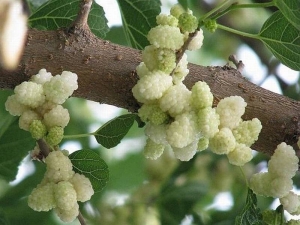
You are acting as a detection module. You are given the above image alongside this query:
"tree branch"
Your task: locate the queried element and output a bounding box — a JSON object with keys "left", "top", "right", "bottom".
{"left": 0, "top": 28, "right": 299, "bottom": 156}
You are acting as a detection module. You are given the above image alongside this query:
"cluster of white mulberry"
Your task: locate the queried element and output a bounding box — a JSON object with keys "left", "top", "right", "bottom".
{"left": 132, "top": 5, "right": 262, "bottom": 166}
{"left": 5, "top": 68, "right": 78, "bottom": 146}
{"left": 250, "top": 142, "right": 300, "bottom": 216}
{"left": 28, "top": 150, "right": 94, "bottom": 222}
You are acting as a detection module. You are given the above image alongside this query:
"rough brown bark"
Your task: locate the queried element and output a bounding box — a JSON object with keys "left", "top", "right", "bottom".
{"left": 0, "top": 27, "right": 299, "bottom": 156}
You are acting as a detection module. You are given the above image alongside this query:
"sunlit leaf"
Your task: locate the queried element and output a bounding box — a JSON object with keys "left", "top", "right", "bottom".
{"left": 69, "top": 149, "right": 109, "bottom": 192}
{"left": 274, "top": 0, "right": 300, "bottom": 30}
{"left": 0, "top": 117, "right": 35, "bottom": 181}
{"left": 116, "top": 0, "right": 161, "bottom": 49}
{"left": 258, "top": 11, "right": 300, "bottom": 71}
{"left": 235, "top": 189, "right": 265, "bottom": 225}
{"left": 28, "top": 0, "right": 109, "bottom": 38}
{"left": 94, "top": 114, "right": 141, "bottom": 149}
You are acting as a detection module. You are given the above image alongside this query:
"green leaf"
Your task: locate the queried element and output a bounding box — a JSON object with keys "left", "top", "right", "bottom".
{"left": 274, "top": 0, "right": 300, "bottom": 30}
{"left": 235, "top": 188, "right": 265, "bottom": 225}
{"left": 158, "top": 182, "right": 207, "bottom": 225}
{"left": 28, "top": 0, "right": 109, "bottom": 38}
{"left": 69, "top": 149, "right": 109, "bottom": 192}
{"left": 0, "top": 117, "right": 35, "bottom": 182}
{"left": 262, "top": 205, "right": 285, "bottom": 225}
{"left": 258, "top": 11, "right": 300, "bottom": 71}
{"left": 94, "top": 114, "right": 141, "bottom": 149}
{"left": 117, "top": 0, "right": 161, "bottom": 49}
{"left": 178, "top": 0, "right": 189, "bottom": 10}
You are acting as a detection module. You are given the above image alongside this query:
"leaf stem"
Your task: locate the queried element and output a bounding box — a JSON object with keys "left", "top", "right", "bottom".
{"left": 217, "top": 24, "right": 259, "bottom": 40}
{"left": 211, "top": 2, "right": 275, "bottom": 20}
{"left": 63, "top": 133, "right": 95, "bottom": 139}
{"left": 69, "top": 0, "right": 93, "bottom": 31}
{"left": 199, "top": 0, "right": 235, "bottom": 22}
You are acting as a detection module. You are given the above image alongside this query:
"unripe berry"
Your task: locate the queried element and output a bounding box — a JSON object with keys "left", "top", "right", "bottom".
{"left": 178, "top": 12, "right": 198, "bottom": 33}
{"left": 45, "top": 126, "right": 64, "bottom": 146}
{"left": 170, "top": 4, "right": 185, "bottom": 19}
{"left": 29, "top": 119, "right": 47, "bottom": 139}
{"left": 144, "top": 138, "right": 165, "bottom": 160}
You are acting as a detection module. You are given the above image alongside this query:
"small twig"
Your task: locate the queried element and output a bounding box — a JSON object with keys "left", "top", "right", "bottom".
{"left": 228, "top": 54, "right": 244, "bottom": 72}
{"left": 170, "top": 31, "right": 198, "bottom": 76}
{"left": 70, "top": 0, "right": 93, "bottom": 31}
{"left": 37, "top": 139, "right": 51, "bottom": 158}
{"left": 78, "top": 211, "right": 87, "bottom": 225}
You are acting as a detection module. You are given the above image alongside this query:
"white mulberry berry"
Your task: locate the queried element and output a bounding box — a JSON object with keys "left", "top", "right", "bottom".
{"left": 54, "top": 181, "right": 77, "bottom": 211}
{"left": 144, "top": 138, "right": 165, "bottom": 160}
{"left": 209, "top": 128, "right": 236, "bottom": 155}
{"left": 70, "top": 173, "right": 94, "bottom": 202}
{"left": 147, "top": 25, "right": 184, "bottom": 50}
{"left": 44, "top": 151, "right": 74, "bottom": 183}
{"left": 166, "top": 112, "right": 198, "bottom": 148}
{"left": 14, "top": 81, "right": 45, "bottom": 108}
{"left": 132, "top": 71, "right": 172, "bottom": 103}
{"left": 159, "top": 83, "right": 192, "bottom": 117}
{"left": 43, "top": 105, "right": 70, "bottom": 128}
{"left": 216, "top": 96, "right": 247, "bottom": 129}
{"left": 227, "top": 143, "right": 253, "bottom": 166}
{"left": 172, "top": 139, "right": 198, "bottom": 161}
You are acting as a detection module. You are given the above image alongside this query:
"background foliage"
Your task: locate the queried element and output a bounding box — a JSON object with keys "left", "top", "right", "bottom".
{"left": 0, "top": 0, "right": 299, "bottom": 224}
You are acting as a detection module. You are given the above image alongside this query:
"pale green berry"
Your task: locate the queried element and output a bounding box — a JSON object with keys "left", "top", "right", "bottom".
{"left": 54, "top": 181, "right": 77, "bottom": 211}
{"left": 188, "top": 29, "right": 204, "bottom": 50}
{"left": 144, "top": 138, "right": 165, "bottom": 160}
{"left": 147, "top": 25, "right": 184, "bottom": 50}
{"left": 19, "top": 110, "right": 41, "bottom": 131}
{"left": 156, "top": 14, "right": 178, "bottom": 27}
{"left": 138, "top": 103, "right": 169, "bottom": 125}
{"left": 197, "top": 107, "right": 220, "bottom": 138}
{"left": 172, "top": 53, "right": 189, "bottom": 84}
{"left": 44, "top": 150, "right": 74, "bottom": 183}
{"left": 191, "top": 81, "right": 214, "bottom": 110}
{"left": 145, "top": 123, "right": 168, "bottom": 145}
{"left": 14, "top": 81, "right": 45, "bottom": 108}
{"left": 216, "top": 96, "right": 247, "bottom": 129}
{"left": 5, "top": 94, "right": 29, "bottom": 116}
{"left": 54, "top": 202, "right": 79, "bottom": 223}
{"left": 172, "top": 139, "right": 198, "bottom": 161}
{"left": 209, "top": 128, "right": 236, "bottom": 155}
{"left": 280, "top": 191, "right": 300, "bottom": 214}
{"left": 28, "top": 182, "right": 56, "bottom": 212}
{"left": 132, "top": 71, "right": 173, "bottom": 103}
{"left": 232, "top": 118, "right": 262, "bottom": 146}
{"left": 45, "top": 126, "right": 64, "bottom": 146}
{"left": 70, "top": 173, "right": 94, "bottom": 202}
{"left": 166, "top": 112, "right": 198, "bottom": 148}
{"left": 142, "top": 46, "right": 176, "bottom": 73}
{"left": 170, "top": 4, "right": 185, "bottom": 19}
{"left": 227, "top": 143, "right": 253, "bottom": 166}
{"left": 204, "top": 19, "right": 217, "bottom": 33}
{"left": 268, "top": 142, "right": 298, "bottom": 179}
{"left": 43, "top": 71, "right": 78, "bottom": 104}
{"left": 197, "top": 137, "right": 209, "bottom": 151}
{"left": 30, "top": 68, "right": 52, "bottom": 84}
{"left": 159, "top": 83, "right": 192, "bottom": 117}
{"left": 178, "top": 12, "right": 198, "bottom": 33}
{"left": 29, "top": 119, "right": 47, "bottom": 139}
{"left": 43, "top": 105, "right": 70, "bottom": 128}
